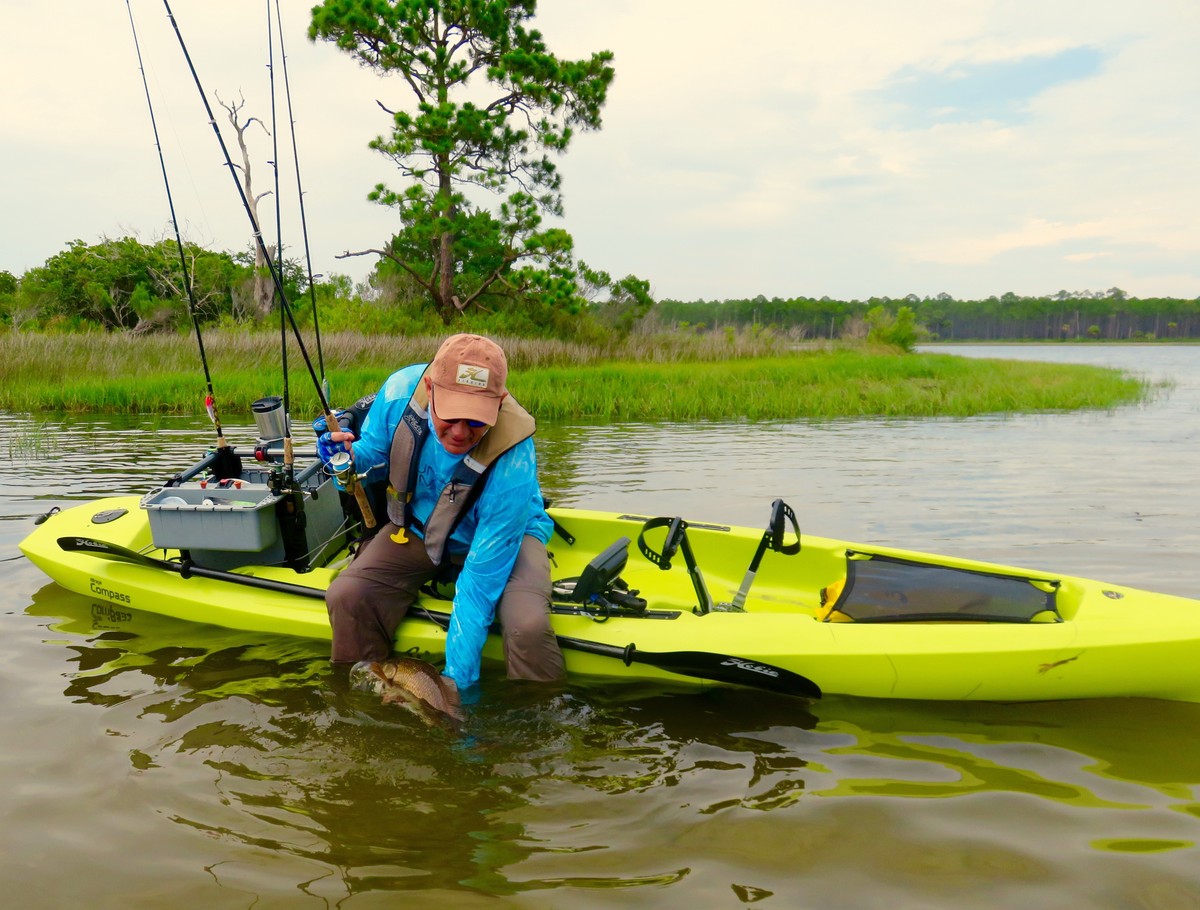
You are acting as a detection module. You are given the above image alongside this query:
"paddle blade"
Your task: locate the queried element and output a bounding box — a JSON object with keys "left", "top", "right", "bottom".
{"left": 557, "top": 636, "right": 821, "bottom": 700}
{"left": 57, "top": 535, "right": 160, "bottom": 568}
{"left": 641, "top": 648, "right": 822, "bottom": 699}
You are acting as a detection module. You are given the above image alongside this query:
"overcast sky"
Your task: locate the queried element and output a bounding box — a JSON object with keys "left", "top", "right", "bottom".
{"left": 3, "top": 1, "right": 1197, "bottom": 302}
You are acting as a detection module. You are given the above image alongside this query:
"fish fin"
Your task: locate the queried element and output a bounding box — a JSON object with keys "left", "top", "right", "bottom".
{"left": 437, "top": 675, "right": 464, "bottom": 721}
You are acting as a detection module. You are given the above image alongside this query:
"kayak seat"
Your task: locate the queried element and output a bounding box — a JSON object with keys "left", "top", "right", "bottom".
{"left": 817, "top": 551, "right": 1062, "bottom": 623}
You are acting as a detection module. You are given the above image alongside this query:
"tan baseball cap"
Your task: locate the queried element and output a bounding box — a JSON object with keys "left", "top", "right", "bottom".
{"left": 428, "top": 333, "right": 508, "bottom": 426}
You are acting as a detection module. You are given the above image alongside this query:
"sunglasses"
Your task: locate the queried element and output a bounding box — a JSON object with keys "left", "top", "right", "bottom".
{"left": 430, "top": 388, "right": 488, "bottom": 428}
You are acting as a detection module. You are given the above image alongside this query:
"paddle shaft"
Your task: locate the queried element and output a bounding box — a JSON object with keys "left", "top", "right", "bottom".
{"left": 58, "top": 535, "right": 330, "bottom": 598}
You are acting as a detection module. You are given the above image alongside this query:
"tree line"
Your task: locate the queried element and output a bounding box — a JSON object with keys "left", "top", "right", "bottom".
{"left": 4, "top": 246, "right": 1196, "bottom": 344}
{"left": 0, "top": 237, "right": 645, "bottom": 342}
{"left": 0, "top": 238, "right": 307, "bottom": 335}
{"left": 655, "top": 291, "right": 1200, "bottom": 341}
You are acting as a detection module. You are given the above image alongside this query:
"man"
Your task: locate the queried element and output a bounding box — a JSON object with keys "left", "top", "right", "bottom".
{"left": 319, "top": 333, "right": 566, "bottom": 694}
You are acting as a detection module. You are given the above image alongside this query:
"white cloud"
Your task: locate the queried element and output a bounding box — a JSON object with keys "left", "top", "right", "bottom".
{"left": 904, "top": 217, "right": 1129, "bottom": 264}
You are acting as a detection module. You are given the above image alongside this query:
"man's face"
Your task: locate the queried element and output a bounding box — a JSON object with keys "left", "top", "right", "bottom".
{"left": 427, "top": 379, "right": 491, "bottom": 455}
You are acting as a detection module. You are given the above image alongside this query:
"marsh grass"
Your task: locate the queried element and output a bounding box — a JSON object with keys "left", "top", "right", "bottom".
{"left": 517, "top": 350, "right": 1147, "bottom": 420}
{"left": 5, "top": 418, "right": 56, "bottom": 460}
{"left": 0, "top": 331, "right": 1147, "bottom": 420}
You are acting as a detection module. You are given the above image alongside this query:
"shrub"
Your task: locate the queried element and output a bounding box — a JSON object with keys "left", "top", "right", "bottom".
{"left": 865, "top": 305, "right": 927, "bottom": 353}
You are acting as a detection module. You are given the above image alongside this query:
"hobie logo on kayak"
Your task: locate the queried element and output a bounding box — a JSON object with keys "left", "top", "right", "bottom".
{"left": 721, "top": 657, "right": 780, "bottom": 678}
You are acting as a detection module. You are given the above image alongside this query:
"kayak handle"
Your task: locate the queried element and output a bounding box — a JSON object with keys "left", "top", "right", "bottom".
{"left": 637, "top": 516, "right": 715, "bottom": 615}
{"left": 637, "top": 516, "right": 685, "bottom": 569}
{"left": 768, "top": 499, "right": 801, "bottom": 556}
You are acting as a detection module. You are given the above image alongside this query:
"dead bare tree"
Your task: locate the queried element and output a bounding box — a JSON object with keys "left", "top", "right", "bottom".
{"left": 148, "top": 242, "right": 224, "bottom": 323}
{"left": 216, "top": 91, "right": 275, "bottom": 320}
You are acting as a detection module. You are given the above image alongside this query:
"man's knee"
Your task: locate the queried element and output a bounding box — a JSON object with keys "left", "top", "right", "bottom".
{"left": 505, "top": 536, "right": 551, "bottom": 595}
{"left": 327, "top": 570, "right": 371, "bottom": 618}
{"left": 326, "top": 565, "right": 414, "bottom": 664}
{"left": 502, "top": 601, "right": 554, "bottom": 638}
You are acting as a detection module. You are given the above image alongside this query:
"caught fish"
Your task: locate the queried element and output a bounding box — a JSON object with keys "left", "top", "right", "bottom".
{"left": 350, "top": 657, "right": 464, "bottom": 727}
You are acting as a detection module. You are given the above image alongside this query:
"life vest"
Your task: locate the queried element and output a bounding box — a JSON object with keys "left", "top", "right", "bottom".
{"left": 385, "top": 369, "right": 535, "bottom": 565}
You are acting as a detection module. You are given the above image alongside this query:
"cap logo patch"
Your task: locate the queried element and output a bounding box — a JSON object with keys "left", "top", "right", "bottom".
{"left": 455, "top": 364, "right": 490, "bottom": 388}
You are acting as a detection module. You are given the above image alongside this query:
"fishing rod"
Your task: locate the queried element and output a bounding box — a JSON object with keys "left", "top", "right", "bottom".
{"left": 273, "top": 0, "right": 328, "bottom": 402}
{"left": 260, "top": 0, "right": 309, "bottom": 567}
{"left": 124, "top": 0, "right": 241, "bottom": 481}
{"left": 264, "top": 0, "right": 294, "bottom": 485}
{"left": 159, "top": 0, "right": 375, "bottom": 527}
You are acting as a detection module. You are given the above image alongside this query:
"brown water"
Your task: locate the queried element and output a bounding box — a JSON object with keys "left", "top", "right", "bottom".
{"left": 3, "top": 345, "right": 1199, "bottom": 908}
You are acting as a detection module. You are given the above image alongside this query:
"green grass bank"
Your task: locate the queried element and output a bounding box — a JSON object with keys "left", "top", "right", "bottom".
{"left": 0, "top": 331, "right": 1148, "bottom": 421}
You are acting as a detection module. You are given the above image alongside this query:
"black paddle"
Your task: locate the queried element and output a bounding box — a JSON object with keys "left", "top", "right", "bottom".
{"left": 57, "top": 535, "right": 329, "bottom": 597}
{"left": 556, "top": 636, "right": 822, "bottom": 699}
{"left": 57, "top": 535, "right": 822, "bottom": 700}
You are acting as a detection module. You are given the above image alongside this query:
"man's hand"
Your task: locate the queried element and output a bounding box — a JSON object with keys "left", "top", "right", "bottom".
{"left": 312, "top": 411, "right": 355, "bottom": 465}
{"left": 317, "top": 429, "right": 355, "bottom": 465}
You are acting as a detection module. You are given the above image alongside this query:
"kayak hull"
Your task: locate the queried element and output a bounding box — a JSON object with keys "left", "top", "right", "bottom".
{"left": 20, "top": 494, "right": 1200, "bottom": 703}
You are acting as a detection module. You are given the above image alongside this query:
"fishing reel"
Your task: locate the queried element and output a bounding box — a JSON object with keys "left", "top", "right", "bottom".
{"left": 326, "top": 451, "right": 357, "bottom": 485}
{"left": 325, "top": 451, "right": 379, "bottom": 531}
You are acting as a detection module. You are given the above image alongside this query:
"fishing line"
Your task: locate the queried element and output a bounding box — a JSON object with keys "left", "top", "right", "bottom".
{"left": 124, "top": 0, "right": 237, "bottom": 469}
{"left": 141, "top": 53, "right": 215, "bottom": 252}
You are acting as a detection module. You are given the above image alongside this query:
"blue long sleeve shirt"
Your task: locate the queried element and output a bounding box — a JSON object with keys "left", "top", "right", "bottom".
{"left": 351, "top": 364, "right": 552, "bottom": 689}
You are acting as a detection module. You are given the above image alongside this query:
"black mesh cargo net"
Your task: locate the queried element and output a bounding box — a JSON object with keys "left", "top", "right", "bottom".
{"left": 821, "top": 551, "right": 1061, "bottom": 623}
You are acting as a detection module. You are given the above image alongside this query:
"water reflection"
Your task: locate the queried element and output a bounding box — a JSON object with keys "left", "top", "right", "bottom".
{"left": 30, "top": 584, "right": 821, "bottom": 899}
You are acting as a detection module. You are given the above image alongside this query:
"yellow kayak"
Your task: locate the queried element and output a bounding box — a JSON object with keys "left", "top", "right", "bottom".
{"left": 19, "top": 469, "right": 1200, "bottom": 703}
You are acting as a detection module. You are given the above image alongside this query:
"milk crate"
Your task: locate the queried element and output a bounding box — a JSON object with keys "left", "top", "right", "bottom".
{"left": 140, "top": 460, "right": 347, "bottom": 569}
{"left": 142, "top": 484, "right": 282, "bottom": 552}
